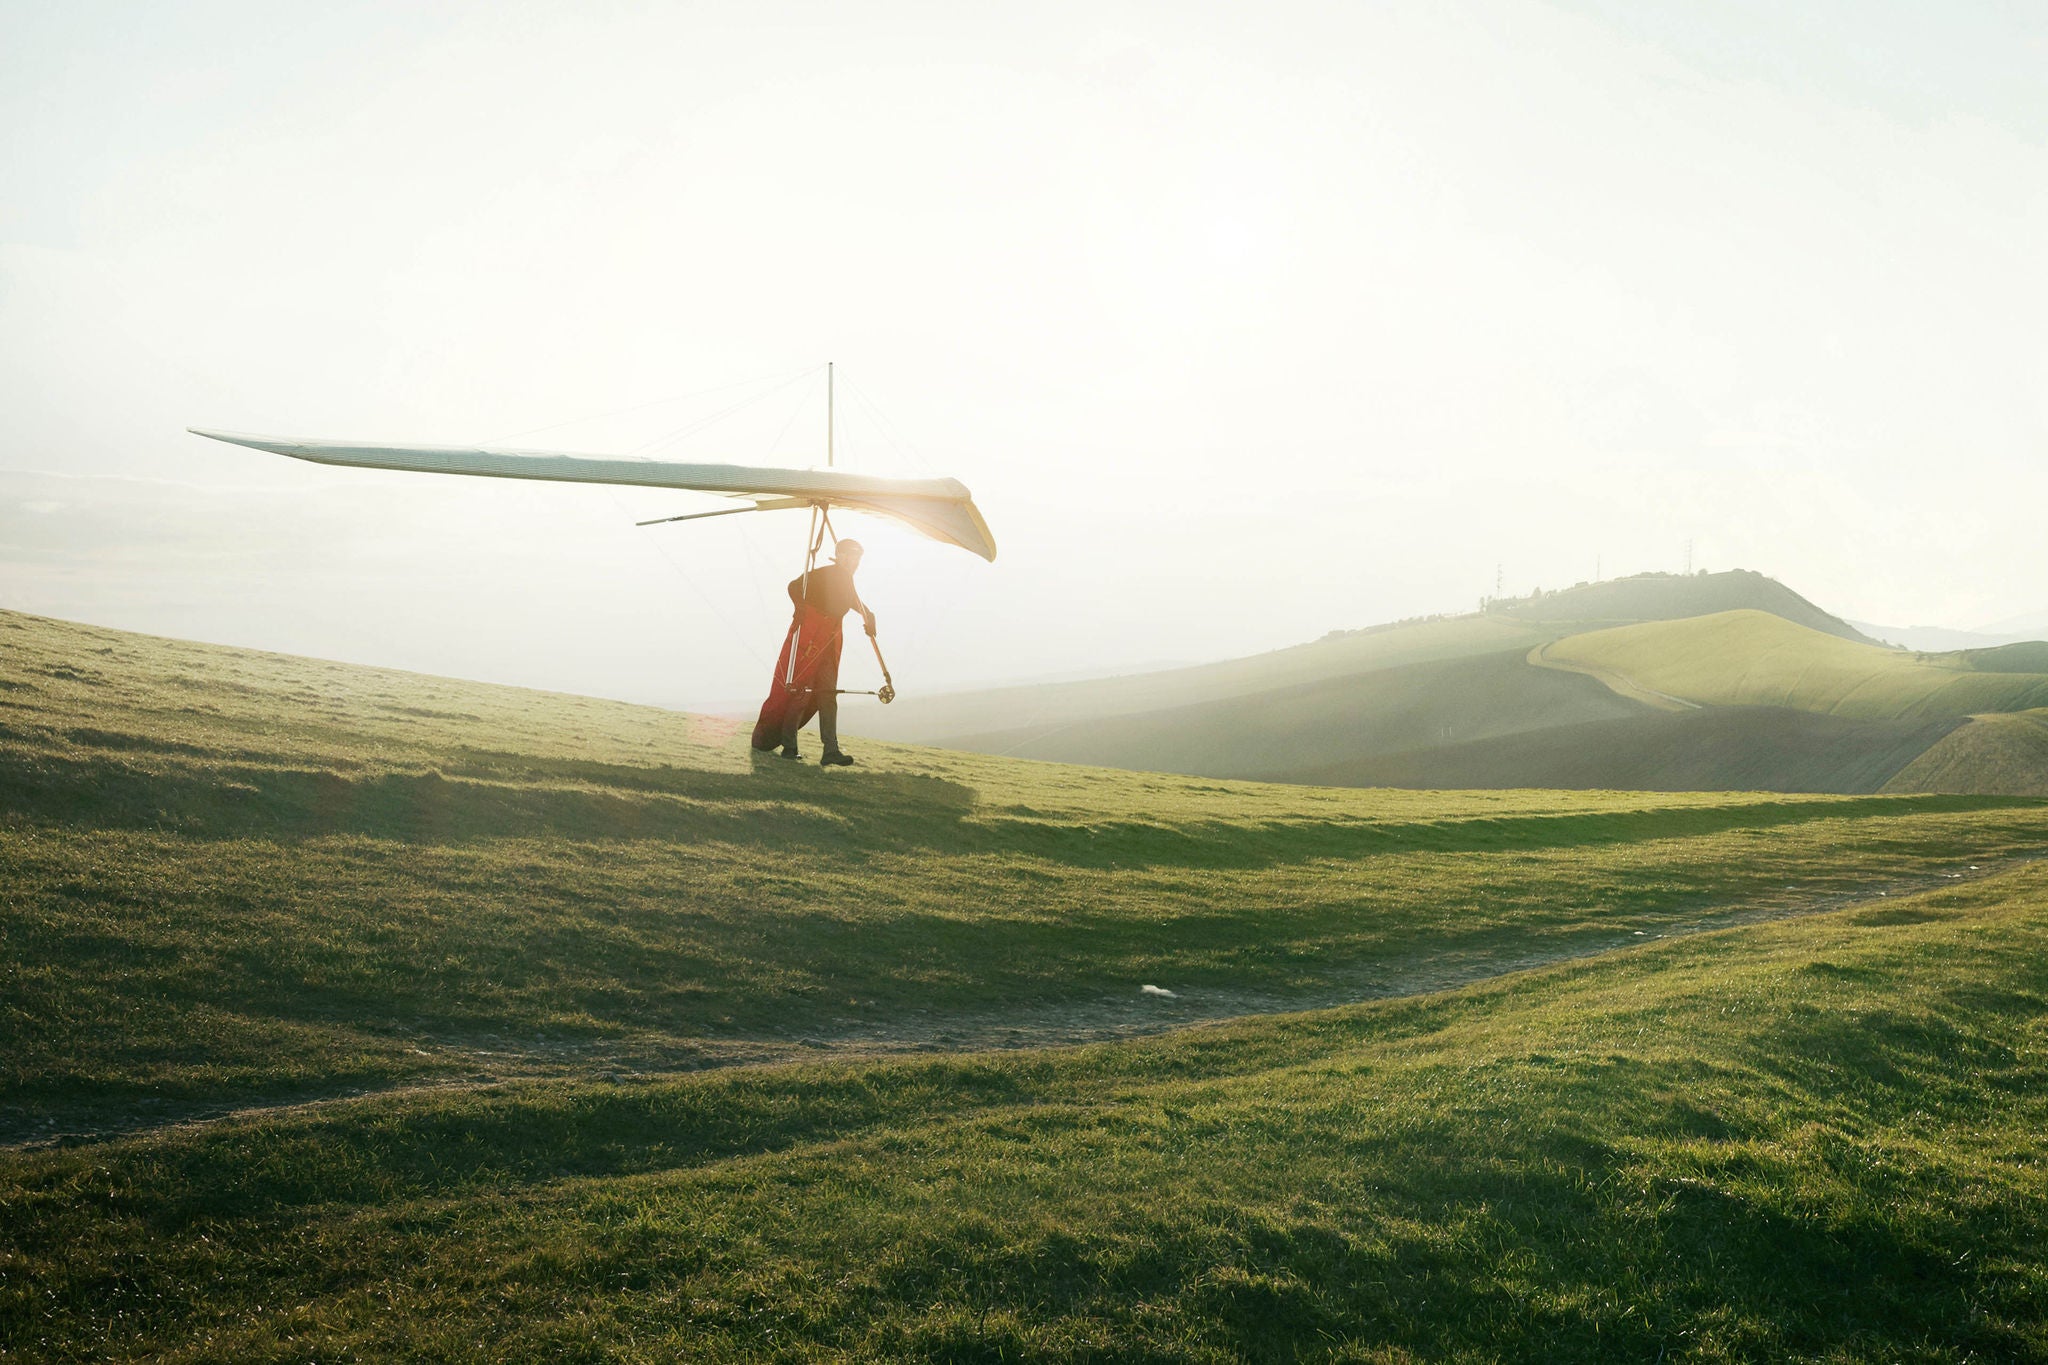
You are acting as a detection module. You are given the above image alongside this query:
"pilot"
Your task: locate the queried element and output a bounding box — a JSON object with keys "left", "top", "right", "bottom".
{"left": 750, "top": 539, "right": 875, "bottom": 765}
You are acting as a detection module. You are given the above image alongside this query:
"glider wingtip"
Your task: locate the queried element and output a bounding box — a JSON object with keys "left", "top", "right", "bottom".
{"left": 188, "top": 428, "right": 297, "bottom": 457}
{"left": 188, "top": 427, "right": 256, "bottom": 447}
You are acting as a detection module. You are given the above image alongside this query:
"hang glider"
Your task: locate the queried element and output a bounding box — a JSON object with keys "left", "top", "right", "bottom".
{"left": 186, "top": 427, "right": 998, "bottom": 561}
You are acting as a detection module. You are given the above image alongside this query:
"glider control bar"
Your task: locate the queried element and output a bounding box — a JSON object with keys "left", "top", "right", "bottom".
{"left": 783, "top": 631, "right": 897, "bottom": 704}
{"left": 635, "top": 497, "right": 809, "bottom": 528}
{"left": 838, "top": 632, "right": 896, "bottom": 703}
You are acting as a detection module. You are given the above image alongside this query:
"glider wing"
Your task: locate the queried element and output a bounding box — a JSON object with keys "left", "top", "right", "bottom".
{"left": 188, "top": 428, "right": 997, "bottom": 561}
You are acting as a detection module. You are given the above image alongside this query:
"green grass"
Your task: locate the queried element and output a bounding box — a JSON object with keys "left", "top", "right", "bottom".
{"left": 1314, "top": 704, "right": 1960, "bottom": 795}
{"left": 1953, "top": 642, "right": 2048, "bottom": 674}
{"left": 8, "top": 608, "right": 2046, "bottom": 1141}
{"left": 1540, "top": 610, "right": 2048, "bottom": 721}
{"left": 7, "top": 607, "right": 2048, "bottom": 1360}
{"left": 1888, "top": 708, "right": 2048, "bottom": 796}
{"left": 7, "top": 862, "right": 2048, "bottom": 1360}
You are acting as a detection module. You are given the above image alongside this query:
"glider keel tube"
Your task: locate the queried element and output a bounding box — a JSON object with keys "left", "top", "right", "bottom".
{"left": 188, "top": 427, "right": 997, "bottom": 561}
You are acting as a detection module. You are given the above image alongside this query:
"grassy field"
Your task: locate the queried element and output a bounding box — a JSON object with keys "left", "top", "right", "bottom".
{"left": 8, "top": 607, "right": 2046, "bottom": 1141}
{"left": 1540, "top": 611, "right": 2048, "bottom": 721}
{"left": 7, "top": 607, "right": 2048, "bottom": 1359}
{"left": 9, "top": 859, "right": 2048, "bottom": 1360}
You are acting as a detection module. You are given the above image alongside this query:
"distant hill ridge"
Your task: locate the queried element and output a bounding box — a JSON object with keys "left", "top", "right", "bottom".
{"left": 1486, "top": 568, "right": 1879, "bottom": 644}
{"left": 1851, "top": 620, "right": 2048, "bottom": 653}
{"left": 857, "top": 568, "right": 1873, "bottom": 748}
{"left": 852, "top": 570, "right": 2048, "bottom": 796}
{"left": 1541, "top": 611, "right": 2048, "bottom": 721}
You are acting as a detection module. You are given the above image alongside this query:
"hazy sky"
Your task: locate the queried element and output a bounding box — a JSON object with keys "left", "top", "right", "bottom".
{"left": 4, "top": 0, "right": 2044, "bottom": 708}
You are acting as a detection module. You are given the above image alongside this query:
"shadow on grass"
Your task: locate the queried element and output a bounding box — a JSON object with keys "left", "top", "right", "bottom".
{"left": 8, "top": 1060, "right": 1047, "bottom": 1233}
{"left": 873, "top": 1182, "right": 1999, "bottom": 1361}
{"left": 0, "top": 743, "right": 977, "bottom": 852}
{"left": 3, "top": 740, "right": 2038, "bottom": 869}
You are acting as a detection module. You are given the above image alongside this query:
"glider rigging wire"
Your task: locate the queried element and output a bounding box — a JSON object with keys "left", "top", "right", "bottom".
{"left": 631, "top": 366, "right": 824, "bottom": 458}
{"left": 486, "top": 365, "right": 816, "bottom": 445}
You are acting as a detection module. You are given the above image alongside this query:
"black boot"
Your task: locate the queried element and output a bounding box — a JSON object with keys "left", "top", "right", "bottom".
{"left": 820, "top": 750, "right": 855, "bottom": 766}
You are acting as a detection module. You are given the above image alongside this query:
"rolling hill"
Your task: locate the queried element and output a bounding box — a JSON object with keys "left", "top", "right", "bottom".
{"left": 1888, "top": 707, "right": 2048, "bottom": 797}
{"left": 1538, "top": 609, "right": 2048, "bottom": 721}
{"left": 856, "top": 569, "right": 1864, "bottom": 749}
{"left": 936, "top": 648, "right": 1651, "bottom": 779}
{"left": 857, "top": 611, "right": 1552, "bottom": 743}
{"left": 1495, "top": 566, "right": 1880, "bottom": 642}
{"left": 26, "top": 602, "right": 2024, "bottom": 1136}
{"left": 1304, "top": 705, "right": 1964, "bottom": 794}
{"left": 6, "top": 607, "right": 2048, "bottom": 1359}
{"left": 1851, "top": 619, "right": 2048, "bottom": 652}
{"left": 855, "top": 572, "right": 2048, "bottom": 796}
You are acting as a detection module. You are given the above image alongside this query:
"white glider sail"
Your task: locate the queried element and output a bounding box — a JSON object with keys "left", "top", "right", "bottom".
{"left": 187, "top": 427, "right": 998, "bottom": 561}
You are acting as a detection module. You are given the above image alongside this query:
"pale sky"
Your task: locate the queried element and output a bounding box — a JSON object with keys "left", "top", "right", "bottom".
{"left": 4, "top": 0, "right": 2044, "bottom": 709}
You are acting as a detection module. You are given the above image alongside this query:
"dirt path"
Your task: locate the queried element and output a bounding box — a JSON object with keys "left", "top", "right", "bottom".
{"left": 11, "top": 854, "right": 2041, "bottom": 1152}
{"left": 763, "top": 852, "right": 2043, "bottom": 1059}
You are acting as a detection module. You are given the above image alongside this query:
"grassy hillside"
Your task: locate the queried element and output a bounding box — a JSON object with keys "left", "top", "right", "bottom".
{"left": 11, "top": 607, "right": 2044, "bottom": 1143}
{"left": 1541, "top": 610, "right": 2048, "bottom": 721}
{"left": 860, "top": 569, "right": 1868, "bottom": 750}
{"left": 1887, "top": 708, "right": 2048, "bottom": 797}
{"left": 855, "top": 612, "right": 1549, "bottom": 743}
{"left": 9, "top": 857, "right": 2048, "bottom": 1359}
{"left": 8, "top": 609, "right": 2048, "bottom": 1358}
{"left": 856, "top": 572, "right": 1989, "bottom": 795}
{"left": 1308, "top": 706, "right": 1961, "bottom": 794}
{"left": 946, "top": 651, "right": 1980, "bottom": 795}
{"left": 934, "top": 648, "right": 1649, "bottom": 777}
{"left": 1954, "top": 641, "right": 2048, "bottom": 674}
